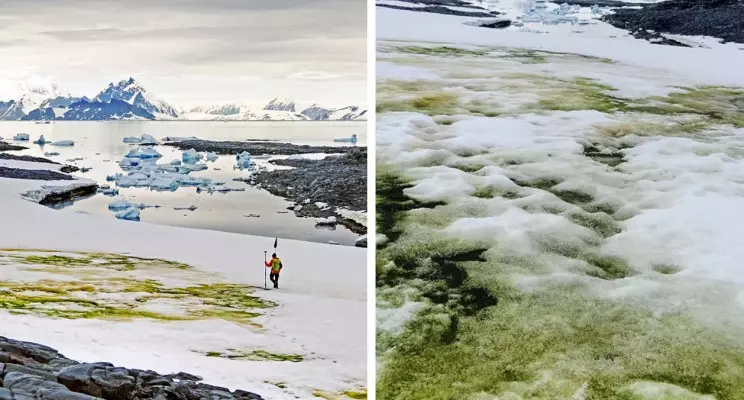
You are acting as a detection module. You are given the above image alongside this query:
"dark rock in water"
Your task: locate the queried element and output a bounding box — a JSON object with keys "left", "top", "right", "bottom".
{"left": 37, "top": 184, "right": 99, "bottom": 206}
{"left": 164, "top": 139, "right": 363, "bottom": 156}
{"left": 377, "top": 3, "right": 500, "bottom": 17}
{"left": 477, "top": 19, "right": 511, "bottom": 29}
{"left": 60, "top": 165, "right": 80, "bottom": 173}
{"left": 0, "top": 141, "right": 26, "bottom": 152}
{"left": 603, "top": 0, "right": 744, "bottom": 45}
{"left": 0, "top": 336, "right": 264, "bottom": 400}
{"left": 0, "top": 166, "right": 75, "bottom": 181}
{"left": 0, "top": 153, "right": 58, "bottom": 164}
{"left": 558, "top": 0, "right": 647, "bottom": 6}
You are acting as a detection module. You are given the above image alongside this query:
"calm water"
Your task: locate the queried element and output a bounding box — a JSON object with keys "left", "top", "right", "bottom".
{"left": 0, "top": 121, "right": 367, "bottom": 246}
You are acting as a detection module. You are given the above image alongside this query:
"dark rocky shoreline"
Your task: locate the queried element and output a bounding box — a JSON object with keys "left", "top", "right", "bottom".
{"left": 0, "top": 143, "right": 97, "bottom": 205}
{"left": 0, "top": 142, "right": 27, "bottom": 152}
{"left": 0, "top": 336, "right": 264, "bottom": 400}
{"left": 238, "top": 148, "right": 367, "bottom": 235}
{"left": 166, "top": 140, "right": 368, "bottom": 235}
{"left": 163, "top": 140, "right": 361, "bottom": 156}
{"left": 602, "top": 0, "right": 744, "bottom": 45}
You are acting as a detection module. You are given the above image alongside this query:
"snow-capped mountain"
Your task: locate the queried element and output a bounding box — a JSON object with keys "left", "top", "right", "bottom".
{"left": 23, "top": 98, "right": 155, "bottom": 121}
{"left": 299, "top": 104, "right": 368, "bottom": 120}
{"left": 328, "top": 106, "right": 367, "bottom": 120}
{"left": 263, "top": 97, "right": 297, "bottom": 112}
{"left": 0, "top": 82, "right": 76, "bottom": 120}
{"left": 182, "top": 99, "right": 367, "bottom": 121}
{"left": 182, "top": 106, "right": 309, "bottom": 121}
{"left": 95, "top": 77, "right": 179, "bottom": 119}
{"left": 0, "top": 78, "right": 367, "bottom": 121}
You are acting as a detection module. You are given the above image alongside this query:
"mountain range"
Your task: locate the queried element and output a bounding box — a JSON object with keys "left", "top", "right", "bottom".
{"left": 0, "top": 78, "right": 367, "bottom": 121}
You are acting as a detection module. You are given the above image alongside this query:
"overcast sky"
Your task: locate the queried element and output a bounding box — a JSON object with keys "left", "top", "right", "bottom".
{"left": 0, "top": 0, "right": 366, "bottom": 108}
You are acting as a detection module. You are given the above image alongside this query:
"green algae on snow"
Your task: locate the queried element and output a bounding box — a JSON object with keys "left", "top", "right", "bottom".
{"left": 0, "top": 249, "right": 272, "bottom": 323}
{"left": 377, "top": 41, "right": 744, "bottom": 400}
{"left": 394, "top": 45, "right": 488, "bottom": 57}
{"left": 203, "top": 349, "right": 303, "bottom": 362}
{"left": 377, "top": 285, "right": 744, "bottom": 399}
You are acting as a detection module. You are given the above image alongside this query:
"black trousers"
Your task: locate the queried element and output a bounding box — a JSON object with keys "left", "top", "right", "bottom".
{"left": 269, "top": 272, "right": 279, "bottom": 288}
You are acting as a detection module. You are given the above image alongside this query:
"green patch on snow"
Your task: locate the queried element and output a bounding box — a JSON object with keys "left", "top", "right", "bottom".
{"left": 535, "top": 78, "right": 629, "bottom": 113}
{"left": 583, "top": 253, "right": 634, "bottom": 280}
{"left": 394, "top": 45, "right": 488, "bottom": 57}
{"left": 551, "top": 188, "right": 595, "bottom": 205}
{"left": 377, "top": 284, "right": 744, "bottom": 400}
{"left": 376, "top": 166, "right": 446, "bottom": 244}
{"left": 567, "top": 211, "right": 622, "bottom": 238}
{"left": 203, "top": 349, "right": 303, "bottom": 362}
{"left": 501, "top": 49, "right": 549, "bottom": 64}
{"left": 651, "top": 86, "right": 744, "bottom": 127}
{"left": 652, "top": 264, "right": 682, "bottom": 275}
{"left": 377, "top": 92, "right": 460, "bottom": 116}
{"left": 342, "top": 389, "right": 367, "bottom": 399}
{"left": 472, "top": 186, "right": 497, "bottom": 199}
{"left": 0, "top": 250, "right": 272, "bottom": 323}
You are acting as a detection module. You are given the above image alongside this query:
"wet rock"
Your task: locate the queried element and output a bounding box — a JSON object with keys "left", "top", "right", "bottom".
{"left": 36, "top": 184, "right": 99, "bottom": 206}
{"left": 0, "top": 337, "right": 264, "bottom": 400}
{"left": 0, "top": 153, "right": 57, "bottom": 164}
{"left": 0, "top": 166, "right": 74, "bottom": 181}
{"left": 476, "top": 19, "right": 511, "bottom": 29}
{"left": 4, "top": 364, "right": 58, "bottom": 381}
{"left": 0, "top": 141, "right": 26, "bottom": 152}
{"left": 376, "top": 0, "right": 500, "bottom": 17}
{"left": 164, "top": 139, "right": 361, "bottom": 156}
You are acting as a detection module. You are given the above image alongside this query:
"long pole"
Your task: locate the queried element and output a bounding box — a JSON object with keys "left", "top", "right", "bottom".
{"left": 264, "top": 251, "right": 267, "bottom": 290}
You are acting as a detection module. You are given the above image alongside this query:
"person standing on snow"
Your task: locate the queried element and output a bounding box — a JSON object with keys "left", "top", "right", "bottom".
{"left": 265, "top": 253, "right": 282, "bottom": 289}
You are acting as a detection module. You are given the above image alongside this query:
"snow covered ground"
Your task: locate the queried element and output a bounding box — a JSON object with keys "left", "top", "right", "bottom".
{"left": 0, "top": 159, "right": 366, "bottom": 400}
{"left": 377, "top": 6, "right": 744, "bottom": 399}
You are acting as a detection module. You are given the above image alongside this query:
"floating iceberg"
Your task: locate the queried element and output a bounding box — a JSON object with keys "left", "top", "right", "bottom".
{"left": 196, "top": 185, "right": 244, "bottom": 194}
{"left": 236, "top": 151, "right": 254, "bottom": 169}
{"left": 126, "top": 147, "right": 162, "bottom": 159}
{"left": 52, "top": 140, "right": 74, "bottom": 146}
{"left": 170, "top": 159, "right": 181, "bottom": 165}
{"left": 119, "top": 157, "right": 141, "bottom": 168}
{"left": 205, "top": 152, "right": 219, "bottom": 162}
{"left": 182, "top": 149, "right": 203, "bottom": 163}
{"left": 98, "top": 187, "right": 119, "bottom": 196}
{"left": 333, "top": 134, "right": 358, "bottom": 144}
{"left": 315, "top": 216, "right": 338, "bottom": 226}
{"left": 33, "top": 135, "right": 49, "bottom": 145}
{"left": 114, "top": 207, "right": 140, "bottom": 221}
{"left": 108, "top": 198, "right": 136, "bottom": 211}
{"left": 123, "top": 134, "right": 159, "bottom": 145}
{"left": 140, "top": 134, "right": 159, "bottom": 145}
{"left": 13, "top": 133, "right": 29, "bottom": 141}
{"left": 150, "top": 176, "right": 180, "bottom": 191}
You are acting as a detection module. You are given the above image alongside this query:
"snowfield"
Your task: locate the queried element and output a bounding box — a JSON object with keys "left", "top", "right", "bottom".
{"left": 0, "top": 159, "right": 366, "bottom": 400}
{"left": 377, "top": 6, "right": 744, "bottom": 400}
